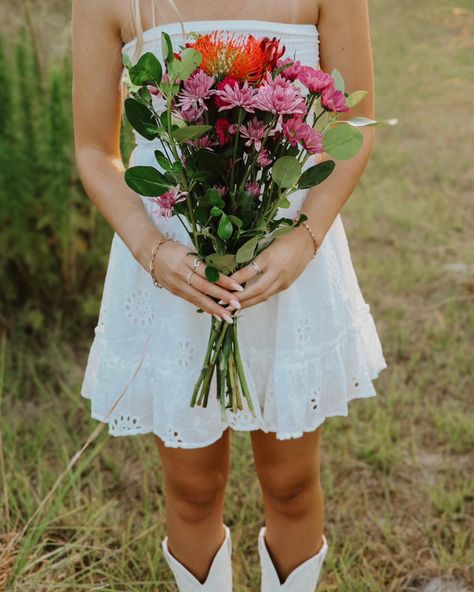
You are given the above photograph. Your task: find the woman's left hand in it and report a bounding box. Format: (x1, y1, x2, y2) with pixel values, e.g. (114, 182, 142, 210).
(225, 225, 316, 311)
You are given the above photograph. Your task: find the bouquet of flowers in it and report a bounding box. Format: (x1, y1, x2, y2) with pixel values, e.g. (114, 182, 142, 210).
(122, 29, 382, 418)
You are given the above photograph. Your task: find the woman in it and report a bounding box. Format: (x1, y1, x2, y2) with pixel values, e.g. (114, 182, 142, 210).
(72, 0, 386, 589)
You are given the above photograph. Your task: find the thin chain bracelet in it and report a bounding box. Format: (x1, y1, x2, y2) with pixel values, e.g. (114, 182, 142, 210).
(293, 217, 319, 258)
(149, 238, 172, 288)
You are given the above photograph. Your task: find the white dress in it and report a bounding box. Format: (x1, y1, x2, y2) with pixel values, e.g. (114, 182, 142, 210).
(81, 19, 387, 448)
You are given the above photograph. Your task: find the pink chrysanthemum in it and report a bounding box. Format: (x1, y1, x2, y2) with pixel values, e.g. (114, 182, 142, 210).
(176, 69, 215, 112)
(321, 86, 350, 112)
(299, 67, 334, 94)
(239, 116, 270, 151)
(179, 104, 206, 123)
(276, 58, 306, 81)
(213, 184, 227, 197)
(245, 181, 261, 196)
(254, 73, 306, 116)
(282, 116, 309, 146)
(187, 134, 219, 150)
(302, 127, 324, 154)
(213, 79, 257, 112)
(152, 188, 187, 219)
(257, 148, 272, 167)
(214, 76, 240, 109)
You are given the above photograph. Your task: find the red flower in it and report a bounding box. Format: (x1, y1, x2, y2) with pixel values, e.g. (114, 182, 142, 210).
(259, 37, 286, 72)
(215, 117, 233, 145)
(213, 76, 240, 109)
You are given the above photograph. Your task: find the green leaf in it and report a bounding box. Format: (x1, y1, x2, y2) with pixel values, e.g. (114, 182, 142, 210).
(124, 166, 172, 197)
(205, 266, 220, 282)
(206, 188, 225, 208)
(323, 125, 364, 160)
(169, 48, 202, 81)
(345, 90, 368, 109)
(277, 195, 291, 208)
(129, 52, 162, 86)
(335, 116, 378, 127)
(124, 98, 158, 140)
(154, 150, 172, 171)
(194, 205, 209, 225)
(205, 253, 237, 274)
(161, 32, 174, 63)
(235, 235, 259, 264)
(172, 124, 213, 143)
(298, 160, 336, 189)
(331, 68, 345, 92)
(271, 156, 302, 188)
(210, 206, 222, 216)
(228, 215, 243, 229)
(217, 214, 233, 241)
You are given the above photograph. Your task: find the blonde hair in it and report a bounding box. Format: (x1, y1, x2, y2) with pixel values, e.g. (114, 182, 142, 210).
(129, 0, 187, 62)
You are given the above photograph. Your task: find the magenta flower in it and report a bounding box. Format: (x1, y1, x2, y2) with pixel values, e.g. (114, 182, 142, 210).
(302, 128, 324, 154)
(321, 86, 350, 112)
(179, 104, 206, 123)
(152, 188, 188, 219)
(245, 181, 261, 196)
(213, 184, 227, 197)
(239, 116, 270, 151)
(299, 67, 334, 94)
(187, 134, 219, 150)
(276, 58, 306, 81)
(254, 73, 306, 116)
(257, 148, 272, 167)
(213, 80, 257, 112)
(176, 69, 214, 112)
(282, 116, 309, 146)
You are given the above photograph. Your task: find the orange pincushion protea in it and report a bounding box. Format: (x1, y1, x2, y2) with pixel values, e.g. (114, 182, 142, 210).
(190, 31, 267, 83)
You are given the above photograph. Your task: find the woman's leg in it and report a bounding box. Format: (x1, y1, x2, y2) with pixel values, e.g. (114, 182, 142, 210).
(154, 428, 231, 583)
(250, 427, 325, 582)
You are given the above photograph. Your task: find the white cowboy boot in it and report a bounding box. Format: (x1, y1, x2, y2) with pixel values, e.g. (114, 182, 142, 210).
(162, 524, 233, 591)
(258, 526, 328, 591)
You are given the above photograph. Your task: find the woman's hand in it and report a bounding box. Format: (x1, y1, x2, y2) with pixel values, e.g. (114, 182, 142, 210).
(225, 225, 316, 311)
(153, 240, 244, 323)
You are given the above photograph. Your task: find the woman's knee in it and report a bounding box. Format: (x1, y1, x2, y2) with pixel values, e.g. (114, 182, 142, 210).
(166, 469, 228, 523)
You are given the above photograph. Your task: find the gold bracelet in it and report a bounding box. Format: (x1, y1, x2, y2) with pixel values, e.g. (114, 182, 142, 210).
(299, 220, 319, 258)
(149, 238, 171, 288)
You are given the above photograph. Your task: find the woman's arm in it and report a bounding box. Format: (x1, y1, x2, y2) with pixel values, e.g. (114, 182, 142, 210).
(298, 0, 375, 246)
(228, 0, 375, 310)
(72, 0, 242, 322)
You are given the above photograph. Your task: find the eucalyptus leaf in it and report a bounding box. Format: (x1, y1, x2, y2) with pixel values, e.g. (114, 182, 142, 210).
(334, 116, 378, 127)
(277, 195, 291, 208)
(124, 98, 158, 140)
(194, 205, 209, 225)
(271, 156, 302, 188)
(169, 48, 202, 81)
(124, 166, 172, 197)
(210, 206, 222, 216)
(298, 160, 336, 189)
(331, 68, 345, 92)
(161, 32, 174, 63)
(345, 90, 368, 109)
(235, 235, 259, 264)
(172, 124, 213, 143)
(154, 150, 172, 171)
(205, 253, 237, 274)
(129, 52, 162, 86)
(217, 214, 233, 241)
(205, 266, 220, 283)
(323, 125, 364, 160)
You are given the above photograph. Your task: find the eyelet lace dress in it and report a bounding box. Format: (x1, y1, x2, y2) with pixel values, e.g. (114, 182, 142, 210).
(80, 19, 387, 448)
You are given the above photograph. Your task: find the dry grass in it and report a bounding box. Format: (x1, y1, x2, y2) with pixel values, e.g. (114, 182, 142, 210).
(1, 0, 473, 590)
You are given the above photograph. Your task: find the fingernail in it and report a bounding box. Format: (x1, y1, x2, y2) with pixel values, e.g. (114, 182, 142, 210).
(223, 314, 234, 324)
(231, 283, 244, 292)
(218, 300, 225, 305)
(230, 298, 241, 309)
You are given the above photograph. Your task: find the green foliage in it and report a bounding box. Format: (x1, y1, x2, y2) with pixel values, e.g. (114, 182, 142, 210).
(0, 30, 118, 337)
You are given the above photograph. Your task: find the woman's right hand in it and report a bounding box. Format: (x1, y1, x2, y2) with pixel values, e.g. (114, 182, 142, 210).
(152, 240, 243, 324)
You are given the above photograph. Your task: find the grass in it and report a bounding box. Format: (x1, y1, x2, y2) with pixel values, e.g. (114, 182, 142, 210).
(1, 0, 473, 590)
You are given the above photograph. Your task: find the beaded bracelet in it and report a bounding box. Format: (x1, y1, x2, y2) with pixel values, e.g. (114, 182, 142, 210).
(300, 220, 319, 258)
(149, 238, 171, 288)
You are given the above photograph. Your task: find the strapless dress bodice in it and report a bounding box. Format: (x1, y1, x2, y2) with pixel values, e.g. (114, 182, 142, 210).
(122, 19, 320, 69)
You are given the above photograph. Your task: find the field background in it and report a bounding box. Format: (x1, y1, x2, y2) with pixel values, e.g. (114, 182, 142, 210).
(0, 0, 473, 590)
